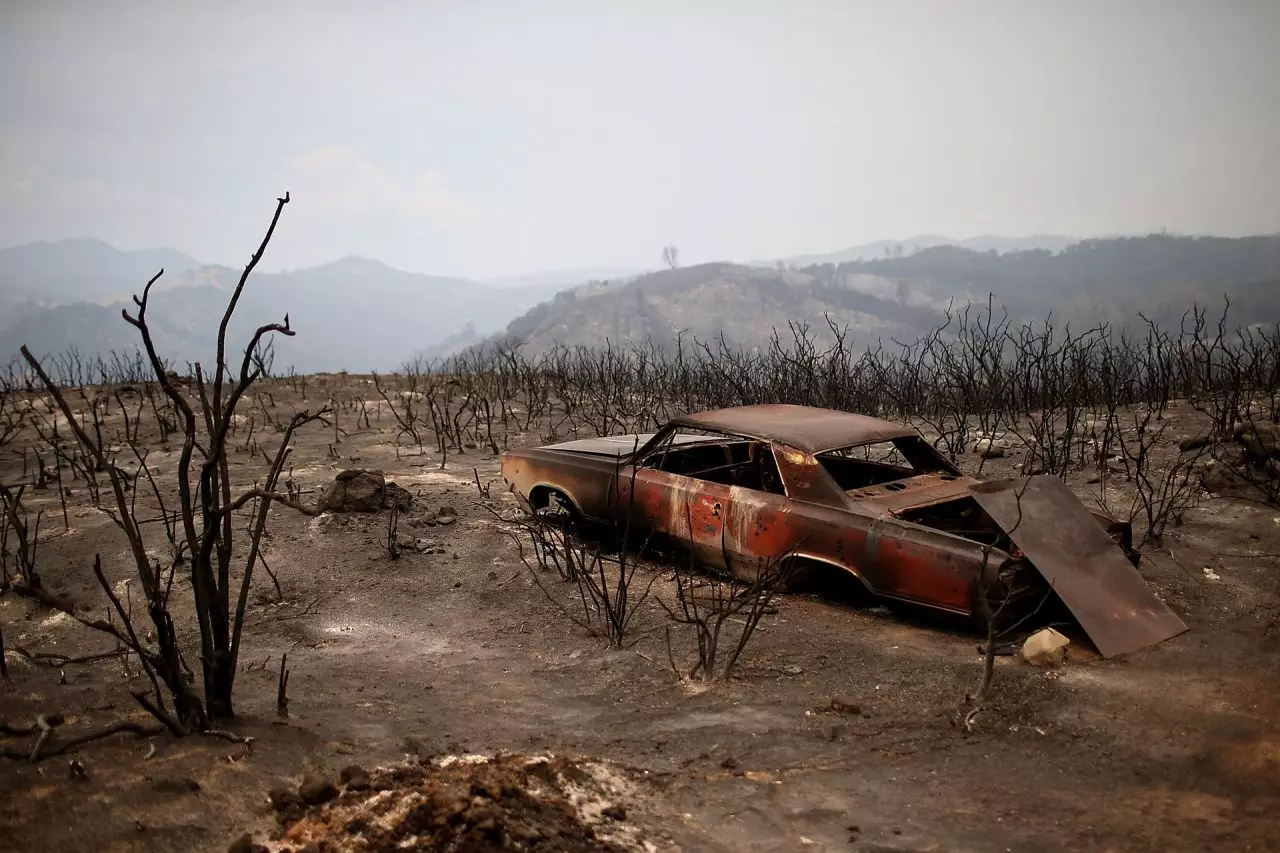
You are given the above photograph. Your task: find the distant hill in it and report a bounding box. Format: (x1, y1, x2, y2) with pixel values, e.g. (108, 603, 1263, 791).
(490, 262, 945, 357)
(0, 246, 566, 374)
(818, 234, 1280, 328)
(762, 233, 1079, 268)
(490, 234, 1280, 358)
(8, 233, 1279, 376)
(0, 238, 202, 306)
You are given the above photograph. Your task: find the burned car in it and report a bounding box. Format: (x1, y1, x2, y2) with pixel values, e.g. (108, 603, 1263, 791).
(500, 404, 1186, 657)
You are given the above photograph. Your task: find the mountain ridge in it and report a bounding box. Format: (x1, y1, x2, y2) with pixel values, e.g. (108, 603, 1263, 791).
(7, 232, 1279, 374)
(487, 234, 1280, 360)
(757, 233, 1080, 268)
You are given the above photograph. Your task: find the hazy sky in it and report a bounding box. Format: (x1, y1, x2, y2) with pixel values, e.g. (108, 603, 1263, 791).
(2, 1, 1277, 278)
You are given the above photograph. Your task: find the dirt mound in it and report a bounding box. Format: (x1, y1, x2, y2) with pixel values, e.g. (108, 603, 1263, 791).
(262, 754, 654, 853)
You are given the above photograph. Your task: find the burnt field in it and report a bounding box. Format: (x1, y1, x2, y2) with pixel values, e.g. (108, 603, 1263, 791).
(2, 265, 1280, 853)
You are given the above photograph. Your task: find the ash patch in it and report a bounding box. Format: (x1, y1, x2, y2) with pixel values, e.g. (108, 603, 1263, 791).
(262, 753, 658, 853)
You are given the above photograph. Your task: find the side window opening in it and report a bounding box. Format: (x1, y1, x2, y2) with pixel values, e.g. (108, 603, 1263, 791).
(817, 436, 954, 491)
(642, 429, 786, 496)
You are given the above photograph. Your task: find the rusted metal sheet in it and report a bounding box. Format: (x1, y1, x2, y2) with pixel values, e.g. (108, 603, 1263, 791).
(969, 476, 1188, 658)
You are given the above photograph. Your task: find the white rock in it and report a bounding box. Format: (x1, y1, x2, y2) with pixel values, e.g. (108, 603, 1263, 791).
(1021, 627, 1070, 666)
(974, 437, 1010, 458)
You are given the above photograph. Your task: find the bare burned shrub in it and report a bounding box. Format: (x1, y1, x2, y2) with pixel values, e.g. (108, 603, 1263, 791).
(372, 363, 429, 457)
(660, 524, 792, 682)
(0, 484, 42, 592)
(15, 193, 332, 734)
(491, 452, 657, 648)
(1112, 404, 1209, 546)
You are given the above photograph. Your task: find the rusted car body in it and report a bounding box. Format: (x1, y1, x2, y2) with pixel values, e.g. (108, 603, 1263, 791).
(500, 404, 1187, 657)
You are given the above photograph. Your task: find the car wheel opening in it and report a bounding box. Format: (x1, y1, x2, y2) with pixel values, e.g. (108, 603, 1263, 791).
(783, 558, 877, 608)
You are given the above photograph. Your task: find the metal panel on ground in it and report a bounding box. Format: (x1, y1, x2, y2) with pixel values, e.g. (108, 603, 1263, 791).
(968, 475, 1188, 658)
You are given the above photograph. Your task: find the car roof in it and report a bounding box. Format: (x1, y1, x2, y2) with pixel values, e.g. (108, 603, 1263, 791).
(669, 404, 918, 454)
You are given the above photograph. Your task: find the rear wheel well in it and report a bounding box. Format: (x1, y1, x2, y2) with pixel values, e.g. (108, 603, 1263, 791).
(529, 485, 581, 519)
(781, 556, 877, 608)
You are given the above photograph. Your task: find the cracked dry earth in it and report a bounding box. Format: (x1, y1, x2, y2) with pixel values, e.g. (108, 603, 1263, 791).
(1, 386, 1279, 853)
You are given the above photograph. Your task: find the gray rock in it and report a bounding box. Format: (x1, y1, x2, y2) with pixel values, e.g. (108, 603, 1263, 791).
(321, 470, 387, 513)
(268, 786, 303, 812)
(412, 538, 447, 555)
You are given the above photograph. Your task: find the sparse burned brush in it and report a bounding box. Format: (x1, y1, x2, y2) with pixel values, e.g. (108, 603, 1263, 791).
(2, 253, 1280, 852)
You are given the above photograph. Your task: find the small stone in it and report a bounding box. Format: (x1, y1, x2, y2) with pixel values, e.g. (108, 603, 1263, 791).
(720, 757, 738, 770)
(436, 514, 458, 526)
(404, 736, 438, 762)
(298, 773, 339, 806)
(412, 538, 446, 554)
(1178, 433, 1212, 452)
(974, 437, 1009, 459)
(829, 696, 861, 715)
(268, 786, 304, 812)
(228, 834, 268, 853)
(1021, 627, 1071, 667)
(782, 665, 803, 676)
(340, 765, 370, 790)
(602, 804, 627, 821)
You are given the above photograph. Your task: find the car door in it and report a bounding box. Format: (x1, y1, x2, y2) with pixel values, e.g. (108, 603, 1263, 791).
(613, 437, 734, 571)
(719, 443, 804, 579)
